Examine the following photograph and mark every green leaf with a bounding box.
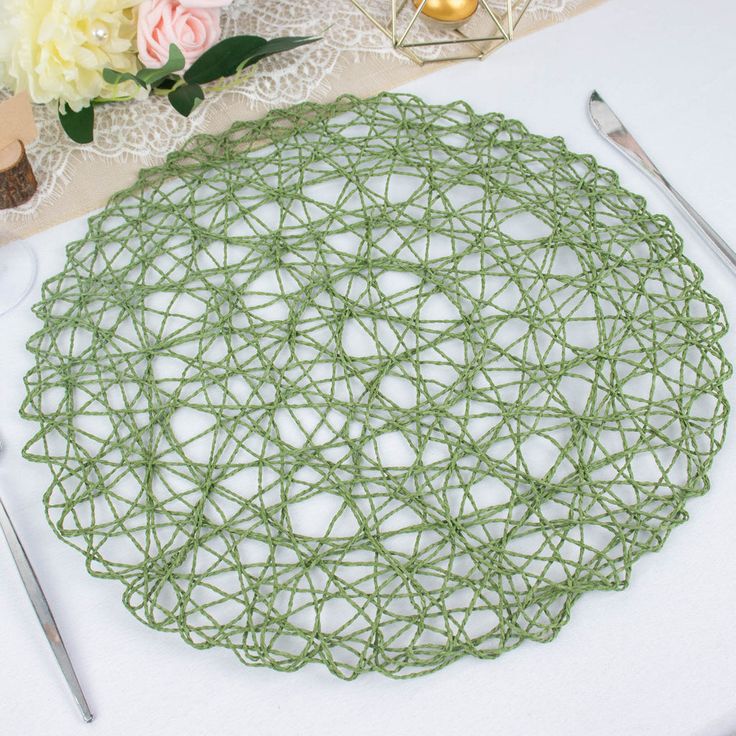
[153,76,179,92]
[247,35,321,64]
[184,34,319,85]
[58,104,94,144]
[102,68,144,87]
[184,36,267,84]
[168,82,204,117]
[137,44,186,87]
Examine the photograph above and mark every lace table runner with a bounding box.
[0,0,605,243]
[21,93,730,678]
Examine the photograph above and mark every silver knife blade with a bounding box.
[588,90,662,178]
[0,495,94,723]
[588,90,736,277]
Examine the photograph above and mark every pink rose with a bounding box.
[179,0,232,6]
[136,0,227,70]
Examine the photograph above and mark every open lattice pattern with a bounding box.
[21,93,730,678]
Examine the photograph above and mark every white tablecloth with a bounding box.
[1,0,735,733]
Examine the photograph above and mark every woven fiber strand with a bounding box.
[21,93,731,678]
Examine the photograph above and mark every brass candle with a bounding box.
[412,0,479,26]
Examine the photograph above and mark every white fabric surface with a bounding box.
[1,0,735,733]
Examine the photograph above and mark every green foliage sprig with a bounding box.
[58,35,319,144]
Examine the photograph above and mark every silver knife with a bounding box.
[0,495,94,723]
[588,90,736,277]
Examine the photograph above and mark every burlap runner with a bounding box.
[1,0,605,243]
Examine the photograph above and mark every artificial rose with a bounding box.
[178,0,233,7]
[136,0,222,70]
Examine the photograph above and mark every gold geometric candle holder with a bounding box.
[350,0,533,65]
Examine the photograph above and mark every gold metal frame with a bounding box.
[349,0,534,65]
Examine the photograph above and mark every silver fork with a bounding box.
[0,440,94,723]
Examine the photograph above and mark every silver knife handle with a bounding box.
[660,179,736,276]
[612,131,736,276]
[0,496,94,723]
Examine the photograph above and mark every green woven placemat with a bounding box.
[21,92,731,678]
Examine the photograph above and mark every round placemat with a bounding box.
[21,93,731,678]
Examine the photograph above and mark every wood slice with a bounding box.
[0,140,37,209]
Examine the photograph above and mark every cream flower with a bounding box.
[0,0,141,112]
